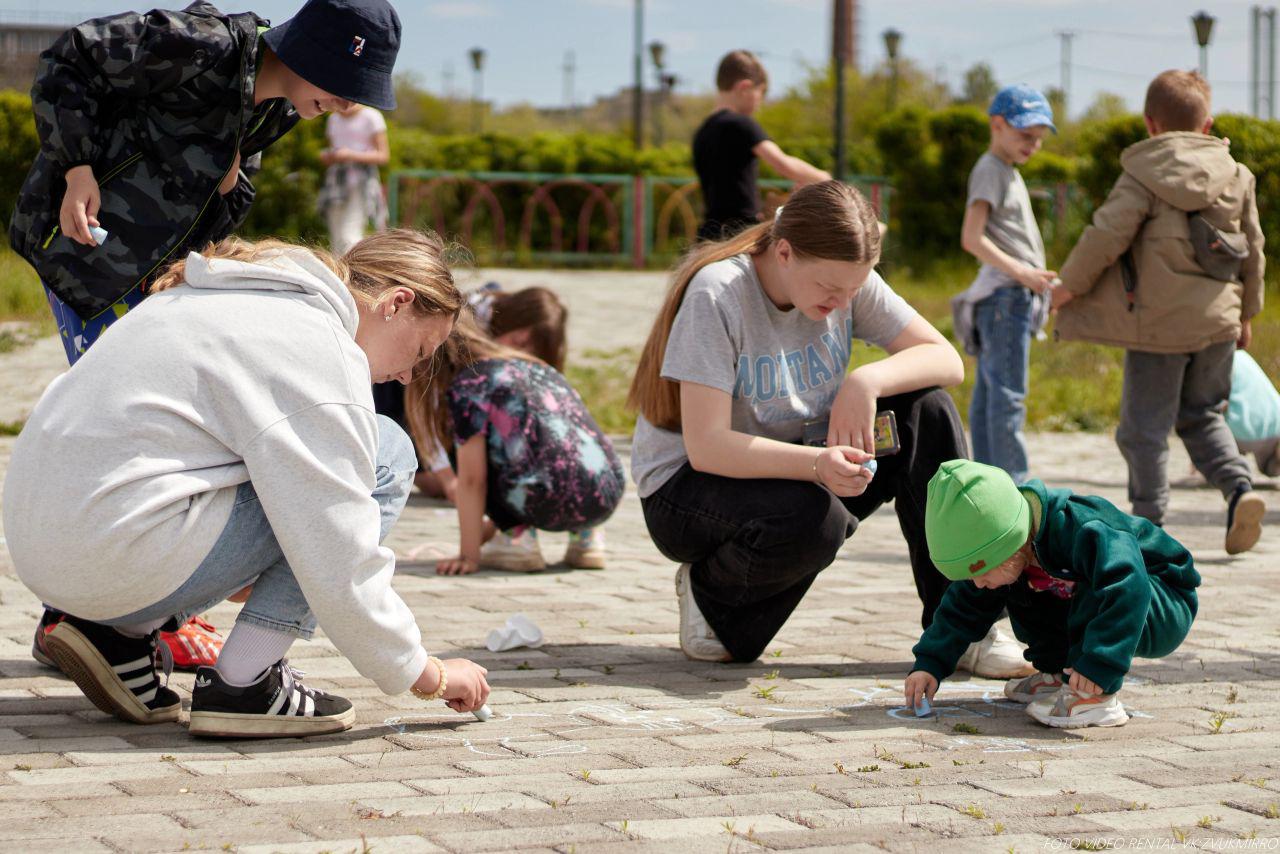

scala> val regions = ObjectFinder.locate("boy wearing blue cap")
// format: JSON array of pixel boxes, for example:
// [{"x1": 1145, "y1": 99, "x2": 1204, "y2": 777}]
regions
[
  {"x1": 947, "y1": 84, "x2": 1057, "y2": 680},
  {"x1": 904, "y1": 460, "x2": 1200, "y2": 729},
  {"x1": 1053, "y1": 70, "x2": 1267, "y2": 556},
  {"x1": 9, "y1": 0, "x2": 401, "y2": 673}
]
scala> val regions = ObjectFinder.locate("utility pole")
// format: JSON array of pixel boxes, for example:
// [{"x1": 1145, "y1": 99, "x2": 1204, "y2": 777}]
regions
[
  {"x1": 442, "y1": 62, "x2": 455, "y2": 99},
  {"x1": 832, "y1": 0, "x2": 853, "y2": 182},
  {"x1": 1055, "y1": 30, "x2": 1075, "y2": 121},
  {"x1": 562, "y1": 50, "x2": 576, "y2": 114},
  {"x1": 1271, "y1": 8, "x2": 1277, "y2": 119},
  {"x1": 1253, "y1": 6, "x2": 1261, "y2": 116},
  {"x1": 632, "y1": 0, "x2": 644, "y2": 150}
]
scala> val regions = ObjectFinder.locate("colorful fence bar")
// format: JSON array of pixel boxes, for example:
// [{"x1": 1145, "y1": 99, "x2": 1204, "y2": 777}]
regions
[{"x1": 388, "y1": 170, "x2": 893, "y2": 268}]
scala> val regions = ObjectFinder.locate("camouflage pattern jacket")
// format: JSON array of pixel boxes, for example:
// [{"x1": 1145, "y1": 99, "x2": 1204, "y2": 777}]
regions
[{"x1": 8, "y1": 2, "x2": 301, "y2": 320}]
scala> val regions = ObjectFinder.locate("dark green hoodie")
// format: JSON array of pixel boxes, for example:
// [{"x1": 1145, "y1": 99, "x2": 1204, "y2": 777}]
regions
[{"x1": 911, "y1": 479, "x2": 1200, "y2": 694}]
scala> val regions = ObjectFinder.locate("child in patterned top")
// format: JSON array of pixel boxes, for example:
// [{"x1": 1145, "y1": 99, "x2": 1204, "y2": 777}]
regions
[{"x1": 407, "y1": 315, "x2": 624, "y2": 573}]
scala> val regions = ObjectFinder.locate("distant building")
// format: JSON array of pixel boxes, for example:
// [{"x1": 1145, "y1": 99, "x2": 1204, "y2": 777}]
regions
[{"x1": 1, "y1": 18, "x2": 70, "y2": 93}]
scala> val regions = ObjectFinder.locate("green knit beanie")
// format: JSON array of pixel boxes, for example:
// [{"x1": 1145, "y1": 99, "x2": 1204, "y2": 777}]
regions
[{"x1": 925, "y1": 460, "x2": 1031, "y2": 581}]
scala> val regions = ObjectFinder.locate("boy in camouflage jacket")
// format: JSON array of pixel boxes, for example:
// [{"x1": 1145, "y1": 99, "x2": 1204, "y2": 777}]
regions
[{"x1": 9, "y1": 0, "x2": 401, "y2": 363}]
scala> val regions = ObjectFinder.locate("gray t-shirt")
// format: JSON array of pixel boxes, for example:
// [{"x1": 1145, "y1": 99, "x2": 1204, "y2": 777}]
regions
[
  {"x1": 631, "y1": 254, "x2": 918, "y2": 498},
  {"x1": 967, "y1": 151, "x2": 1045, "y2": 286}
]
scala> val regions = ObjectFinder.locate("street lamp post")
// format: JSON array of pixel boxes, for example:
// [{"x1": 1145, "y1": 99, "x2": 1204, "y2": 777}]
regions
[
  {"x1": 649, "y1": 40, "x2": 666, "y2": 146},
  {"x1": 883, "y1": 28, "x2": 903, "y2": 110},
  {"x1": 1192, "y1": 11, "x2": 1215, "y2": 78},
  {"x1": 469, "y1": 47, "x2": 485, "y2": 133},
  {"x1": 633, "y1": 0, "x2": 644, "y2": 150}
]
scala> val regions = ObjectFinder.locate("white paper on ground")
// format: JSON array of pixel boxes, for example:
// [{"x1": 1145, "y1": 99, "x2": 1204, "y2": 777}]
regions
[{"x1": 485, "y1": 613, "x2": 544, "y2": 652}]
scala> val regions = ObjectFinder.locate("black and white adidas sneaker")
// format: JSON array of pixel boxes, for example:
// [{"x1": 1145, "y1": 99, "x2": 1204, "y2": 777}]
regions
[
  {"x1": 43, "y1": 616, "x2": 182, "y2": 724},
  {"x1": 188, "y1": 660, "x2": 354, "y2": 738}
]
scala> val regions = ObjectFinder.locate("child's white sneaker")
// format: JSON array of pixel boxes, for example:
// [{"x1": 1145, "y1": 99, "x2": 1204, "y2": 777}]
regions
[
  {"x1": 480, "y1": 527, "x2": 546, "y2": 572},
  {"x1": 956, "y1": 625, "x2": 1035, "y2": 679},
  {"x1": 1003, "y1": 671, "x2": 1064, "y2": 704},
  {"x1": 1027, "y1": 687, "x2": 1128, "y2": 728},
  {"x1": 563, "y1": 528, "x2": 606, "y2": 569},
  {"x1": 675, "y1": 564, "x2": 731, "y2": 662}
]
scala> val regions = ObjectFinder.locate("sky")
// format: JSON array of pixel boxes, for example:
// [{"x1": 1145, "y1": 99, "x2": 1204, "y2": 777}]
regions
[{"x1": 1, "y1": 0, "x2": 1272, "y2": 120}]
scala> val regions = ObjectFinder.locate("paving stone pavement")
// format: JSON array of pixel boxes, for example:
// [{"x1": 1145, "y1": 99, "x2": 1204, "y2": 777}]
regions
[{"x1": 0, "y1": 268, "x2": 1278, "y2": 852}]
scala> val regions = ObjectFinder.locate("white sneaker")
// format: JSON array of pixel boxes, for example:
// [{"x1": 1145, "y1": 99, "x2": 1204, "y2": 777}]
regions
[
  {"x1": 675, "y1": 564, "x2": 731, "y2": 662},
  {"x1": 1004, "y1": 671, "x2": 1065, "y2": 704},
  {"x1": 1026, "y1": 687, "x2": 1129, "y2": 728},
  {"x1": 563, "y1": 528, "x2": 606, "y2": 569},
  {"x1": 956, "y1": 625, "x2": 1035, "y2": 679},
  {"x1": 480, "y1": 528, "x2": 546, "y2": 572}
]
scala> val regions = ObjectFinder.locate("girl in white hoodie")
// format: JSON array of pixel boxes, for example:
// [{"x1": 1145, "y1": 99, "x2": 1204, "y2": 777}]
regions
[{"x1": 2, "y1": 228, "x2": 491, "y2": 739}]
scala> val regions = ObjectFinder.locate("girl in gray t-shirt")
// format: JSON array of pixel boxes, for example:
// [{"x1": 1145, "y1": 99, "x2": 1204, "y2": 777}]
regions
[{"x1": 628, "y1": 181, "x2": 969, "y2": 664}]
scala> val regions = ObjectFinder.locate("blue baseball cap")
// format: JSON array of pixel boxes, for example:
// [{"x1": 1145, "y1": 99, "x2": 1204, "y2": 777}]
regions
[
  {"x1": 988, "y1": 85, "x2": 1057, "y2": 133},
  {"x1": 264, "y1": 0, "x2": 402, "y2": 111}
]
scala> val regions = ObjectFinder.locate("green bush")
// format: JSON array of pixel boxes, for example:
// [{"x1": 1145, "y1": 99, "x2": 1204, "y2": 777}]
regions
[
  {"x1": 873, "y1": 104, "x2": 988, "y2": 261},
  {"x1": 0, "y1": 89, "x2": 39, "y2": 235}
]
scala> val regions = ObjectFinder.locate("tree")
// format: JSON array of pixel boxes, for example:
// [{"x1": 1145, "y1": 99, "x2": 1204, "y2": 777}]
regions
[
  {"x1": 1081, "y1": 92, "x2": 1130, "y2": 125},
  {"x1": 961, "y1": 63, "x2": 998, "y2": 107}
]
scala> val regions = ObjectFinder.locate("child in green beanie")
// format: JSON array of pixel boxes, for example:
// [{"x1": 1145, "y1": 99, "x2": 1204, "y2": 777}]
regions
[{"x1": 903, "y1": 459, "x2": 1200, "y2": 728}]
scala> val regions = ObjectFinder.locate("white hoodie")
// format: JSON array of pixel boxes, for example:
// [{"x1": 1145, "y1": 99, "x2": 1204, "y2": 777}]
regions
[{"x1": 2, "y1": 247, "x2": 428, "y2": 694}]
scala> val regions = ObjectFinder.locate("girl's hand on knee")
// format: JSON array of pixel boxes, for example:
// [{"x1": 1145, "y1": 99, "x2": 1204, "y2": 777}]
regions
[
  {"x1": 904, "y1": 670, "x2": 938, "y2": 710},
  {"x1": 227, "y1": 584, "x2": 253, "y2": 604},
  {"x1": 1065, "y1": 668, "x2": 1101, "y2": 696},
  {"x1": 436, "y1": 555, "x2": 479, "y2": 575},
  {"x1": 829, "y1": 374, "x2": 878, "y2": 454},
  {"x1": 817, "y1": 446, "x2": 874, "y2": 497},
  {"x1": 442, "y1": 658, "x2": 491, "y2": 712}
]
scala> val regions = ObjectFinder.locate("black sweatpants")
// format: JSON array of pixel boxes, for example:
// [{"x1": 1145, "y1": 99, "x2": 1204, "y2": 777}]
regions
[{"x1": 640, "y1": 387, "x2": 969, "y2": 662}]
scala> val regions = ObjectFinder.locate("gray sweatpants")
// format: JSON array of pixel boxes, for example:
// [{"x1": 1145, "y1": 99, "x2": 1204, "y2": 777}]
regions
[{"x1": 1116, "y1": 339, "x2": 1252, "y2": 524}]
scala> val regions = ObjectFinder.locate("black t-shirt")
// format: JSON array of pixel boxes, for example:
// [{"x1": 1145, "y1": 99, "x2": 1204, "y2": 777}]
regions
[{"x1": 692, "y1": 109, "x2": 769, "y2": 240}]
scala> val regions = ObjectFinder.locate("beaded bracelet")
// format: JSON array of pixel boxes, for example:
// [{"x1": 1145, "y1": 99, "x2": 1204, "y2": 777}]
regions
[{"x1": 410, "y1": 656, "x2": 447, "y2": 701}]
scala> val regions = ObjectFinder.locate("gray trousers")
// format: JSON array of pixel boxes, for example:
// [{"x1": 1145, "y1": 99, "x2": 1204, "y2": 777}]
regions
[{"x1": 1116, "y1": 339, "x2": 1252, "y2": 523}]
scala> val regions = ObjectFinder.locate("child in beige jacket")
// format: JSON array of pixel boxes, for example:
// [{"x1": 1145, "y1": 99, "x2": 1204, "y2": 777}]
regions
[{"x1": 1053, "y1": 70, "x2": 1265, "y2": 555}]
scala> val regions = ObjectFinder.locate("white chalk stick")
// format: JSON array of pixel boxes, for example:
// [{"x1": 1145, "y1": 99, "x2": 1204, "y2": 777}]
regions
[{"x1": 472, "y1": 704, "x2": 492, "y2": 722}]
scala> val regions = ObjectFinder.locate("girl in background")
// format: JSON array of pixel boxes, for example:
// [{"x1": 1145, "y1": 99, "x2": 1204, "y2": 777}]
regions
[
  {"x1": 408, "y1": 316, "x2": 622, "y2": 573},
  {"x1": 319, "y1": 102, "x2": 390, "y2": 255}
]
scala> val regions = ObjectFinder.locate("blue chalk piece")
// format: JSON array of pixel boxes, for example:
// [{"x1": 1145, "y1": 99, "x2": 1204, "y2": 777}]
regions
[
  {"x1": 914, "y1": 696, "x2": 932, "y2": 717},
  {"x1": 89, "y1": 226, "x2": 108, "y2": 245},
  {"x1": 863, "y1": 459, "x2": 878, "y2": 476}
]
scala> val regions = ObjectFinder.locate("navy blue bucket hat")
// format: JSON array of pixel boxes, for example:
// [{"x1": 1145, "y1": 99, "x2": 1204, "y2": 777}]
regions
[{"x1": 263, "y1": 0, "x2": 402, "y2": 111}]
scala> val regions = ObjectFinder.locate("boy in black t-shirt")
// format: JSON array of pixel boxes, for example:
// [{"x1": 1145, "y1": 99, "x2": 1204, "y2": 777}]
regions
[{"x1": 692, "y1": 50, "x2": 831, "y2": 240}]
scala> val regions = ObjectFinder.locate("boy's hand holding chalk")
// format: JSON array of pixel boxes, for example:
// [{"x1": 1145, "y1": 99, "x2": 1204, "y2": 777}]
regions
[{"x1": 903, "y1": 670, "x2": 938, "y2": 716}]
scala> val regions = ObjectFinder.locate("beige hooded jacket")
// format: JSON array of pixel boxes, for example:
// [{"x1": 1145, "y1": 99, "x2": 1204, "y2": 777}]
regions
[{"x1": 1055, "y1": 132, "x2": 1264, "y2": 354}]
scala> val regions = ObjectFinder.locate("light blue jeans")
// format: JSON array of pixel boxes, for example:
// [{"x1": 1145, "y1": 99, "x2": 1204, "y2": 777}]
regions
[
  {"x1": 101, "y1": 415, "x2": 417, "y2": 638},
  {"x1": 969, "y1": 286, "x2": 1035, "y2": 484}
]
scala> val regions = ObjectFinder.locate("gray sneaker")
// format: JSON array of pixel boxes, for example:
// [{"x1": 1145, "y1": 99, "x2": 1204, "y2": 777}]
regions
[
  {"x1": 675, "y1": 564, "x2": 731, "y2": 662},
  {"x1": 1026, "y1": 687, "x2": 1129, "y2": 728},
  {"x1": 1004, "y1": 671, "x2": 1064, "y2": 704}
]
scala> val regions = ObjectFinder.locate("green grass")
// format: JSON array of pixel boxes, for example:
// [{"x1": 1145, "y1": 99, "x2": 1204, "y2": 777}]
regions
[{"x1": 0, "y1": 244, "x2": 46, "y2": 320}]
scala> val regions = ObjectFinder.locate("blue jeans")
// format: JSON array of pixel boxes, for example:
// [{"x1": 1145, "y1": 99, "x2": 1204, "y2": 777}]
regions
[
  {"x1": 102, "y1": 415, "x2": 418, "y2": 638},
  {"x1": 969, "y1": 286, "x2": 1035, "y2": 484}
]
